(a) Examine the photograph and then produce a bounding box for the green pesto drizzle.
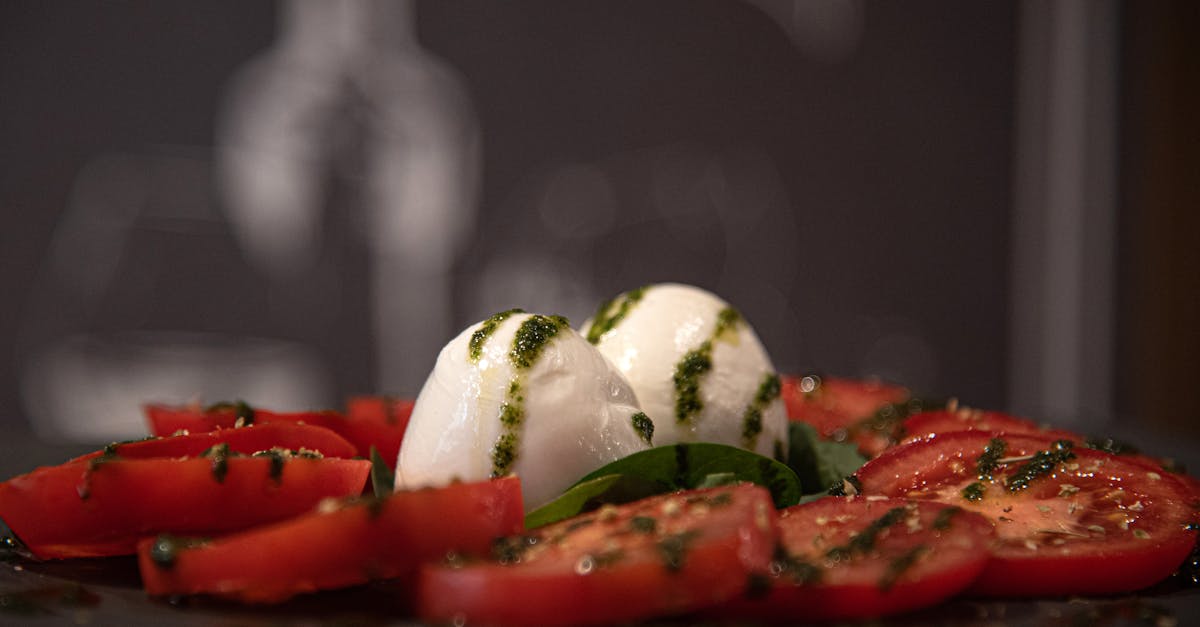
[741,373,782,449]
[203,442,231,484]
[880,545,929,590]
[961,481,986,501]
[78,445,125,500]
[976,437,1008,480]
[586,286,647,344]
[468,309,524,363]
[770,546,823,584]
[252,448,288,484]
[630,516,657,534]
[148,534,207,570]
[490,314,570,477]
[932,506,962,530]
[826,507,907,561]
[1006,440,1075,493]
[631,412,654,445]
[672,307,743,426]
[657,530,701,573]
[206,400,256,426]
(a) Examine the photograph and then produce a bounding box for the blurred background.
[0,1,1195,447]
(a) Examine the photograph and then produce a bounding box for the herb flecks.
[657,530,700,573]
[976,438,1008,480]
[672,306,745,427]
[741,373,782,449]
[148,534,207,570]
[1006,440,1076,493]
[490,314,570,477]
[826,507,907,561]
[880,545,929,590]
[631,412,654,445]
[586,287,646,344]
[203,442,231,484]
[933,506,962,530]
[673,345,713,425]
[962,481,986,501]
[206,400,256,427]
[468,309,523,363]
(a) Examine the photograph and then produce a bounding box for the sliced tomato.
[782,374,914,457]
[418,484,779,627]
[0,456,369,559]
[897,410,1200,499]
[899,407,1079,445]
[854,431,1199,596]
[145,400,412,467]
[342,396,414,469]
[138,476,523,603]
[68,423,358,464]
[714,496,994,621]
[144,402,346,436]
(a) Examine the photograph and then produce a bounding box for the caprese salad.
[1,283,1196,626]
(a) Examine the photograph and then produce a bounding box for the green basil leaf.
[575,442,802,509]
[369,447,394,499]
[695,472,738,489]
[525,474,667,529]
[787,422,867,494]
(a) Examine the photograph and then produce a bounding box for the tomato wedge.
[0,456,369,559]
[342,396,414,469]
[854,431,1200,596]
[899,407,1079,445]
[418,484,779,627]
[138,476,523,603]
[144,402,346,436]
[145,400,412,467]
[69,423,358,464]
[782,374,915,456]
[714,497,994,621]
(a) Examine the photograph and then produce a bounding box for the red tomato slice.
[144,402,346,436]
[0,456,369,559]
[854,431,1199,596]
[145,400,412,467]
[782,374,912,457]
[899,407,1080,445]
[714,497,994,621]
[68,422,358,464]
[418,484,779,627]
[138,476,523,603]
[342,396,414,469]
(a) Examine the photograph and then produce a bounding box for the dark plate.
[3,424,1200,626]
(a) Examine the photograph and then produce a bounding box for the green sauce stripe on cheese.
[489,314,570,477]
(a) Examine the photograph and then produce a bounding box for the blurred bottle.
[18,0,479,441]
[217,0,480,396]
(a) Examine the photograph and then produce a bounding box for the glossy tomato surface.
[0,456,369,559]
[855,431,1199,596]
[418,484,779,627]
[899,407,1079,445]
[69,422,358,463]
[342,396,414,469]
[782,374,913,456]
[716,496,994,621]
[138,476,523,603]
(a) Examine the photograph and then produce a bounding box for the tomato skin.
[715,497,994,621]
[137,476,523,603]
[69,423,359,463]
[855,431,1200,597]
[144,403,346,436]
[342,396,414,469]
[0,457,370,560]
[417,484,779,627]
[899,408,1079,445]
[145,400,412,467]
[782,375,911,457]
